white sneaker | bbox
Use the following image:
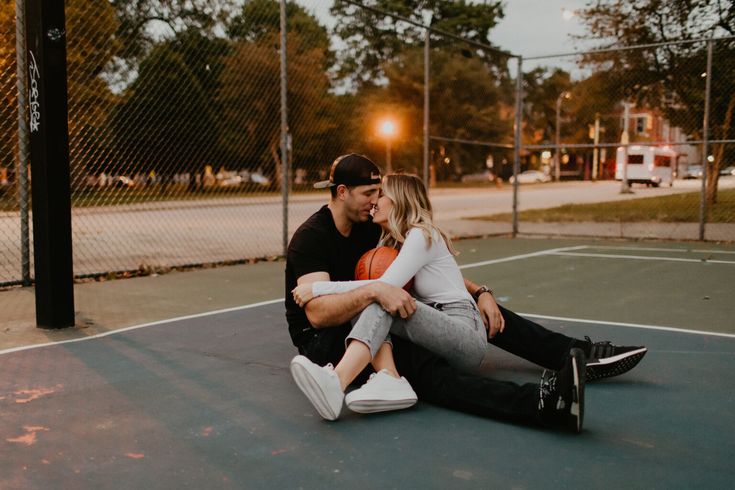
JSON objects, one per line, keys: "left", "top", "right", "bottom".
{"left": 289, "top": 355, "right": 344, "bottom": 421}
{"left": 345, "top": 369, "right": 418, "bottom": 414}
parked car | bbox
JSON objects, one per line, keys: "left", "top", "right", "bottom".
{"left": 509, "top": 170, "right": 551, "bottom": 184}
{"left": 250, "top": 173, "right": 271, "bottom": 186}
{"left": 112, "top": 176, "right": 135, "bottom": 188}
{"left": 684, "top": 165, "right": 703, "bottom": 179}
{"left": 460, "top": 171, "right": 493, "bottom": 183}
{"left": 719, "top": 165, "right": 735, "bottom": 176}
{"left": 218, "top": 175, "right": 243, "bottom": 187}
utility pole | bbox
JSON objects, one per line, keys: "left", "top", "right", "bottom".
{"left": 620, "top": 102, "right": 633, "bottom": 194}
{"left": 592, "top": 113, "right": 600, "bottom": 181}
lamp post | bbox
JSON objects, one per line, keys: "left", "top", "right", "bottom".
{"left": 379, "top": 119, "right": 396, "bottom": 173}
{"left": 620, "top": 101, "right": 633, "bottom": 194}
{"left": 554, "top": 91, "right": 571, "bottom": 182}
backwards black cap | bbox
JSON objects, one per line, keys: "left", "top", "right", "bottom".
{"left": 313, "top": 154, "right": 382, "bottom": 189}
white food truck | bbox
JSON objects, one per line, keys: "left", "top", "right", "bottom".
{"left": 615, "top": 145, "right": 676, "bottom": 187}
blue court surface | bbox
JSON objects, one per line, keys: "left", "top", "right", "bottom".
{"left": 2, "top": 239, "right": 734, "bottom": 489}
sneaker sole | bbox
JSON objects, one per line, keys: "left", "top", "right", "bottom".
{"left": 586, "top": 348, "right": 647, "bottom": 381}
{"left": 346, "top": 396, "right": 417, "bottom": 414}
{"left": 290, "top": 361, "right": 341, "bottom": 421}
{"left": 569, "top": 350, "right": 585, "bottom": 433}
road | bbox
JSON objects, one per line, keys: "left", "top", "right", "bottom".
{"left": 1, "top": 178, "right": 732, "bottom": 283}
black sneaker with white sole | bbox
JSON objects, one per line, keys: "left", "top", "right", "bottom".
{"left": 582, "top": 336, "right": 647, "bottom": 381}
{"left": 538, "top": 348, "right": 585, "bottom": 433}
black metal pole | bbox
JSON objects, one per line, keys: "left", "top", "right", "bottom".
{"left": 279, "top": 0, "right": 289, "bottom": 257}
{"left": 512, "top": 56, "right": 523, "bottom": 237}
{"left": 25, "top": 0, "right": 75, "bottom": 328}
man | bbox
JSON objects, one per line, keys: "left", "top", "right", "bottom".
{"left": 285, "top": 154, "right": 646, "bottom": 432}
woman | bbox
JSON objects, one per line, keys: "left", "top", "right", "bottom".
{"left": 290, "top": 173, "right": 491, "bottom": 420}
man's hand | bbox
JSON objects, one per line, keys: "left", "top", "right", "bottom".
{"left": 292, "top": 283, "right": 314, "bottom": 307}
{"left": 477, "top": 292, "right": 504, "bottom": 339}
{"left": 368, "top": 282, "right": 417, "bottom": 319}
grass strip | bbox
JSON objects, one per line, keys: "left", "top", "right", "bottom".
{"left": 471, "top": 188, "right": 735, "bottom": 223}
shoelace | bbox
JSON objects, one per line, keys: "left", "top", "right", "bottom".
{"left": 538, "top": 370, "right": 557, "bottom": 410}
{"left": 585, "top": 336, "right": 615, "bottom": 359}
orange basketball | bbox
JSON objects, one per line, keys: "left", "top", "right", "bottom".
{"left": 355, "top": 247, "right": 414, "bottom": 291}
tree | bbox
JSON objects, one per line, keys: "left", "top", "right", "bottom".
{"left": 216, "top": 31, "right": 335, "bottom": 183}
{"left": 109, "top": 0, "right": 236, "bottom": 60}
{"left": 330, "top": 0, "right": 506, "bottom": 87}
{"left": 341, "top": 46, "right": 511, "bottom": 179}
{"left": 579, "top": 0, "right": 735, "bottom": 204}
{"left": 228, "top": 0, "right": 330, "bottom": 57}
{"left": 0, "top": 1, "right": 121, "bottom": 187}
{"left": 108, "top": 41, "right": 218, "bottom": 183}
{"left": 522, "top": 68, "right": 573, "bottom": 146}
{"left": 0, "top": 0, "right": 16, "bottom": 174}
{"left": 65, "top": 0, "right": 121, "bottom": 186}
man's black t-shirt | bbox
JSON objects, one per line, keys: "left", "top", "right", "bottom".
{"left": 285, "top": 205, "right": 381, "bottom": 351}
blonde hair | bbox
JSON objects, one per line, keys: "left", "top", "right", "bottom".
{"left": 379, "top": 173, "right": 458, "bottom": 255}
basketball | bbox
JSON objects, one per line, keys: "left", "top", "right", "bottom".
{"left": 355, "top": 247, "right": 414, "bottom": 290}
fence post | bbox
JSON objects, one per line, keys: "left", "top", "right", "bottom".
{"left": 24, "top": 0, "right": 75, "bottom": 328}
{"left": 512, "top": 56, "right": 523, "bottom": 237}
{"left": 279, "top": 0, "right": 289, "bottom": 256}
{"left": 15, "top": 0, "right": 31, "bottom": 286}
{"left": 698, "top": 39, "right": 713, "bottom": 241}
{"left": 423, "top": 27, "right": 430, "bottom": 187}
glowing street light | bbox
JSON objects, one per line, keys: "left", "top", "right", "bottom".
{"left": 379, "top": 118, "right": 397, "bottom": 173}
{"left": 562, "top": 8, "right": 576, "bottom": 21}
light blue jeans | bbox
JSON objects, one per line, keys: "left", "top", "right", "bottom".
{"left": 346, "top": 300, "right": 488, "bottom": 371}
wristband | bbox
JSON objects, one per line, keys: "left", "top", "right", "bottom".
{"left": 472, "top": 285, "right": 493, "bottom": 301}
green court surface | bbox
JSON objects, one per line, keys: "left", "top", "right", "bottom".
{"left": 1, "top": 237, "right": 734, "bottom": 488}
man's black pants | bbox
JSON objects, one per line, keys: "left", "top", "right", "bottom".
{"left": 298, "top": 305, "right": 579, "bottom": 425}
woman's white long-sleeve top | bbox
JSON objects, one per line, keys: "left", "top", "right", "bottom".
{"left": 312, "top": 227, "right": 473, "bottom": 304}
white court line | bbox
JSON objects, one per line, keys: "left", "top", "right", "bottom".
{"left": 587, "top": 246, "right": 690, "bottom": 253}
{"left": 551, "top": 251, "right": 735, "bottom": 265}
{"left": 459, "top": 245, "right": 588, "bottom": 270}
{"left": 589, "top": 245, "right": 735, "bottom": 255}
{"left": 4, "top": 243, "right": 732, "bottom": 356}
{"left": 693, "top": 249, "right": 735, "bottom": 255}
{"left": 519, "top": 312, "right": 735, "bottom": 339}
{"left": 3, "top": 296, "right": 733, "bottom": 357}
{"left": 0, "top": 298, "right": 285, "bottom": 356}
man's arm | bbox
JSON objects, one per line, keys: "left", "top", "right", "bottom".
{"left": 464, "top": 277, "right": 505, "bottom": 339}
{"left": 298, "top": 272, "right": 416, "bottom": 328}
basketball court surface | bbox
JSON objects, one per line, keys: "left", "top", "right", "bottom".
{"left": 2, "top": 237, "right": 734, "bottom": 488}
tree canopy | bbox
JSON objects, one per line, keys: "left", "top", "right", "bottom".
{"left": 0, "top": 0, "right": 16, "bottom": 171}
{"left": 330, "top": 0, "right": 506, "bottom": 87}
{"left": 108, "top": 41, "right": 218, "bottom": 178}
{"left": 217, "top": 31, "right": 335, "bottom": 179}
{"left": 579, "top": 0, "right": 735, "bottom": 202}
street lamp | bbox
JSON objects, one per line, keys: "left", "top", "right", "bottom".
{"left": 379, "top": 119, "right": 397, "bottom": 173}
{"left": 620, "top": 101, "right": 634, "bottom": 194}
{"left": 554, "top": 91, "right": 571, "bottom": 182}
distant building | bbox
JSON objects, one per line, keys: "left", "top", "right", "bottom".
{"left": 617, "top": 105, "right": 700, "bottom": 177}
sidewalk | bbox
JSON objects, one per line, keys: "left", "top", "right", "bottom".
{"left": 441, "top": 218, "right": 735, "bottom": 242}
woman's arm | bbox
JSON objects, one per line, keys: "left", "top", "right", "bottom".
{"left": 294, "top": 272, "right": 416, "bottom": 326}
{"left": 295, "top": 229, "right": 435, "bottom": 303}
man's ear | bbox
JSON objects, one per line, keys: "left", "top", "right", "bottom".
{"left": 336, "top": 184, "right": 348, "bottom": 201}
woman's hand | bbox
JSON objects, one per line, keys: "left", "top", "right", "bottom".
{"left": 292, "top": 283, "right": 314, "bottom": 307}
{"left": 477, "top": 293, "right": 505, "bottom": 339}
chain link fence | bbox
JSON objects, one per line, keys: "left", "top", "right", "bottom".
{"left": 424, "top": 33, "right": 515, "bottom": 237}
{"left": 0, "top": 1, "right": 27, "bottom": 287}
{"left": 0, "top": 0, "right": 733, "bottom": 288}
{"left": 509, "top": 37, "right": 735, "bottom": 241}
